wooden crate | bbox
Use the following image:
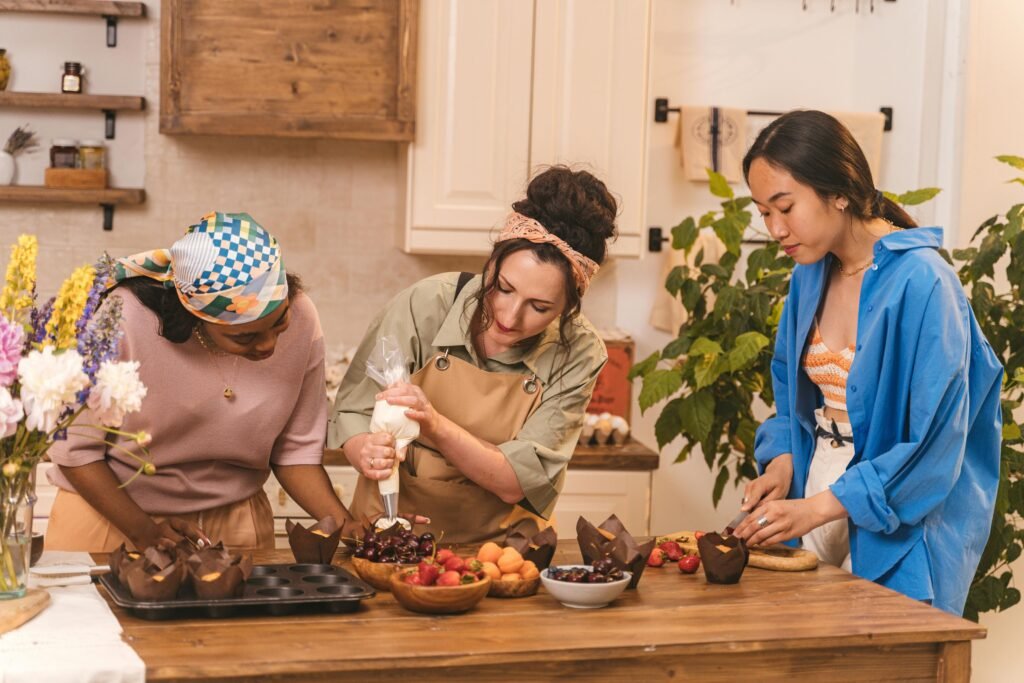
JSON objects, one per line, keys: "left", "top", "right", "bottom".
{"left": 587, "top": 338, "right": 634, "bottom": 420}
{"left": 43, "top": 168, "right": 107, "bottom": 189}
{"left": 160, "top": 0, "right": 417, "bottom": 141}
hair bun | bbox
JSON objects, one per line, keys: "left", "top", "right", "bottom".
{"left": 511, "top": 166, "right": 618, "bottom": 264}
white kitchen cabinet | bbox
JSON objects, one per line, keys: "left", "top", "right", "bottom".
{"left": 403, "top": 0, "right": 651, "bottom": 258}
{"left": 554, "top": 469, "right": 652, "bottom": 538}
{"left": 265, "top": 466, "right": 360, "bottom": 549}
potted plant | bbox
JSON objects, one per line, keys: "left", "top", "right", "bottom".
{"left": 0, "top": 126, "right": 38, "bottom": 185}
{"left": 632, "top": 166, "right": 1021, "bottom": 620}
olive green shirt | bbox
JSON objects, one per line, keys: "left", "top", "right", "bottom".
{"left": 328, "top": 272, "right": 607, "bottom": 518}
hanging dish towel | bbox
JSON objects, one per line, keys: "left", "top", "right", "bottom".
{"left": 650, "top": 228, "right": 726, "bottom": 334}
{"left": 675, "top": 106, "right": 748, "bottom": 183}
{"left": 830, "top": 110, "right": 886, "bottom": 180}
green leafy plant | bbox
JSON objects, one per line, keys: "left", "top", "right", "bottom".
{"left": 633, "top": 166, "right": 1022, "bottom": 620}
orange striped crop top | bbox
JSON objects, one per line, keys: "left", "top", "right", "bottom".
{"left": 803, "top": 320, "right": 856, "bottom": 412}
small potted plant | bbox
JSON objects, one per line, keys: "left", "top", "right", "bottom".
{"left": 1, "top": 126, "right": 38, "bottom": 185}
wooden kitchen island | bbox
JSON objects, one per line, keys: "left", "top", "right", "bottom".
{"left": 101, "top": 542, "right": 983, "bottom": 682}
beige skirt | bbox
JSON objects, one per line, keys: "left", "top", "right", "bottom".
{"left": 45, "top": 488, "right": 275, "bottom": 553}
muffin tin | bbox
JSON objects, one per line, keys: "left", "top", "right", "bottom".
{"left": 100, "top": 563, "right": 375, "bottom": 620}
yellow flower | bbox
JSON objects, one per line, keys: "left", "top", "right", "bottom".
{"left": 0, "top": 235, "right": 38, "bottom": 326}
{"left": 44, "top": 264, "right": 96, "bottom": 350}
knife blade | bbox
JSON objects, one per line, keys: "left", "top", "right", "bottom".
{"left": 724, "top": 509, "right": 748, "bottom": 535}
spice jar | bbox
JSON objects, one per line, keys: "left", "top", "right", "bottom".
{"left": 78, "top": 140, "right": 105, "bottom": 170}
{"left": 0, "top": 49, "right": 10, "bottom": 92}
{"left": 50, "top": 139, "right": 78, "bottom": 169}
{"left": 61, "top": 62, "right": 83, "bottom": 94}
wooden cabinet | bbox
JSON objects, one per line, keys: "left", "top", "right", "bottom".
{"left": 160, "top": 0, "right": 418, "bottom": 141}
{"left": 403, "top": 0, "right": 650, "bottom": 258}
{"left": 555, "top": 470, "right": 651, "bottom": 538}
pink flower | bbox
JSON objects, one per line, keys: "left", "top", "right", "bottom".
{"left": 0, "top": 315, "right": 25, "bottom": 387}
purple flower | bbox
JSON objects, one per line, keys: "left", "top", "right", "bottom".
{"left": 31, "top": 296, "right": 54, "bottom": 346}
{"left": 0, "top": 314, "right": 25, "bottom": 386}
{"left": 76, "top": 294, "right": 124, "bottom": 402}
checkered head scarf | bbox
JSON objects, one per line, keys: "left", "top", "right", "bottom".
{"left": 114, "top": 212, "right": 288, "bottom": 325}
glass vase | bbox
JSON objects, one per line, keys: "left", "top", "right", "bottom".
{"left": 1, "top": 472, "right": 33, "bottom": 599}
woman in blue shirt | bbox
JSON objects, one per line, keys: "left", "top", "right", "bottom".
{"left": 732, "top": 110, "right": 1003, "bottom": 615}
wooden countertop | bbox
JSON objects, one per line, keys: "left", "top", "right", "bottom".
{"left": 106, "top": 543, "right": 982, "bottom": 682}
{"left": 323, "top": 439, "right": 659, "bottom": 472}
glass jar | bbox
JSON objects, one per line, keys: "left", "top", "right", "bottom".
{"left": 61, "top": 61, "right": 83, "bottom": 94}
{"left": 78, "top": 140, "right": 106, "bottom": 170}
{"left": 0, "top": 49, "right": 10, "bottom": 92}
{"left": 50, "top": 139, "right": 78, "bottom": 169}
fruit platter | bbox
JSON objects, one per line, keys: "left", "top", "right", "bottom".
{"left": 656, "top": 530, "right": 819, "bottom": 571}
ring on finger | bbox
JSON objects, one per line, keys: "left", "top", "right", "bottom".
{"left": 370, "top": 457, "right": 377, "bottom": 469}
{"left": 756, "top": 516, "right": 769, "bottom": 529}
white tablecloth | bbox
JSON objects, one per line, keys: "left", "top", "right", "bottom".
{"left": 0, "top": 552, "right": 144, "bottom": 683}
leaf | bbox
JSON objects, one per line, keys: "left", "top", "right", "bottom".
{"left": 671, "top": 217, "right": 698, "bottom": 251}
{"left": 655, "top": 397, "right": 684, "bottom": 449}
{"left": 706, "top": 169, "right": 734, "bottom": 199}
{"left": 666, "top": 265, "right": 688, "bottom": 297}
{"left": 996, "top": 154, "right": 1024, "bottom": 171}
{"left": 662, "top": 335, "right": 690, "bottom": 360}
{"left": 682, "top": 279, "right": 702, "bottom": 312}
{"left": 728, "top": 331, "right": 770, "bottom": 372}
{"left": 679, "top": 391, "right": 715, "bottom": 442}
{"left": 638, "top": 369, "right": 682, "bottom": 413}
{"left": 896, "top": 188, "right": 942, "bottom": 206}
{"left": 712, "top": 216, "right": 742, "bottom": 256}
{"left": 694, "top": 356, "right": 726, "bottom": 389}
{"left": 712, "top": 466, "right": 730, "bottom": 507}
{"left": 688, "top": 337, "right": 724, "bottom": 357}
{"left": 628, "top": 351, "right": 659, "bottom": 380}
{"left": 1004, "top": 422, "right": 1022, "bottom": 442}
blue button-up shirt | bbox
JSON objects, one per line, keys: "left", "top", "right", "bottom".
{"left": 755, "top": 227, "right": 1003, "bottom": 615}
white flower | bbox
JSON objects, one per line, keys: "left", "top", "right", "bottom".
{"left": 87, "top": 360, "right": 147, "bottom": 428}
{"left": 0, "top": 386, "right": 24, "bottom": 438}
{"left": 17, "top": 347, "right": 89, "bottom": 433}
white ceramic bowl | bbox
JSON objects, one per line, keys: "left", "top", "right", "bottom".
{"left": 539, "top": 564, "right": 632, "bottom": 609}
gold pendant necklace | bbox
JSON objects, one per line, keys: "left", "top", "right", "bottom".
{"left": 837, "top": 219, "right": 902, "bottom": 278}
{"left": 194, "top": 326, "right": 239, "bottom": 400}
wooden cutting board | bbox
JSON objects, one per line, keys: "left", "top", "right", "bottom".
{"left": 656, "top": 531, "right": 819, "bottom": 571}
{"left": 0, "top": 588, "right": 50, "bottom": 635}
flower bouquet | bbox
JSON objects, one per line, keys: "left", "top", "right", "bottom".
{"left": 0, "top": 236, "right": 153, "bottom": 598}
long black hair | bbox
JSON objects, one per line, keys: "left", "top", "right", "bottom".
{"left": 742, "top": 110, "right": 917, "bottom": 228}
{"left": 467, "top": 166, "right": 618, "bottom": 357}
{"left": 113, "top": 273, "right": 304, "bottom": 343}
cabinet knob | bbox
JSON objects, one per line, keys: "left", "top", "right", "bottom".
{"left": 333, "top": 485, "right": 343, "bottom": 499}
{"left": 278, "top": 488, "right": 287, "bottom": 506}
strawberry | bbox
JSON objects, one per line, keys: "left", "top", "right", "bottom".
{"left": 403, "top": 572, "right": 423, "bottom": 585}
{"left": 459, "top": 572, "right": 478, "bottom": 584}
{"left": 678, "top": 555, "right": 700, "bottom": 574}
{"left": 435, "top": 548, "right": 455, "bottom": 565}
{"left": 417, "top": 560, "right": 440, "bottom": 586}
{"left": 443, "top": 556, "right": 466, "bottom": 573}
{"left": 436, "top": 570, "right": 461, "bottom": 587}
{"left": 658, "top": 540, "right": 684, "bottom": 562}
{"left": 647, "top": 548, "right": 667, "bottom": 567}
{"left": 694, "top": 531, "right": 706, "bottom": 541}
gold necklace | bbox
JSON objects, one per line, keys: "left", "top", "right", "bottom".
{"left": 837, "top": 219, "right": 901, "bottom": 278}
{"left": 194, "top": 326, "right": 239, "bottom": 400}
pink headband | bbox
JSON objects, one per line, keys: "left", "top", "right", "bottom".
{"left": 496, "top": 212, "right": 599, "bottom": 295}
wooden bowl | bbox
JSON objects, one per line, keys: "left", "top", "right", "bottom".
{"left": 350, "top": 557, "right": 416, "bottom": 592}
{"left": 389, "top": 571, "right": 491, "bottom": 614}
{"left": 487, "top": 575, "right": 540, "bottom": 598}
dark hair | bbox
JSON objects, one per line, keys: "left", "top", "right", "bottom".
{"left": 468, "top": 166, "right": 618, "bottom": 356}
{"left": 742, "top": 110, "right": 917, "bottom": 229}
{"left": 113, "top": 273, "right": 304, "bottom": 343}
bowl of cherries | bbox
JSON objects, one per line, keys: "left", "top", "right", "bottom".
{"left": 540, "top": 558, "right": 631, "bottom": 609}
{"left": 350, "top": 528, "right": 436, "bottom": 592}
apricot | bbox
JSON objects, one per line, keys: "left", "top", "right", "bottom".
{"left": 520, "top": 560, "right": 539, "bottom": 580}
{"left": 480, "top": 561, "right": 501, "bottom": 580}
{"left": 476, "top": 541, "right": 502, "bottom": 564}
{"left": 497, "top": 547, "right": 524, "bottom": 574}
{"left": 151, "top": 575, "right": 165, "bottom": 582}
{"left": 201, "top": 571, "right": 222, "bottom": 582}
{"left": 501, "top": 572, "right": 522, "bottom": 582}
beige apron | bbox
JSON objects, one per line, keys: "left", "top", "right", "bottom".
{"left": 350, "top": 351, "right": 549, "bottom": 544}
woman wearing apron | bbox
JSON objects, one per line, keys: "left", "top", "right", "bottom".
{"left": 46, "top": 212, "right": 359, "bottom": 553}
{"left": 732, "top": 111, "right": 1002, "bottom": 615}
{"left": 329, "top": 166, "right": 616, "bottom": 544}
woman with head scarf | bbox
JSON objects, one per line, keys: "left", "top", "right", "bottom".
{"left": 330, "top": 166, "right": 617, "bottom": 544}
{"left": 46, "top": 212, "right": 357, "bottom": 552}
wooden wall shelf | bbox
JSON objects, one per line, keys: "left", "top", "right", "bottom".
{"left": 0, "top": 92, "right": 145, "bottom": 111}
{"left": 0, "top": 1, "right": 146, "bottom": 18}
{"left": 0, "top": 186, "right": 144, "bottom": 204}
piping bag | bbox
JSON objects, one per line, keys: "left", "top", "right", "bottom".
{"left": 365, "top": 336, "right": 420, "bottom": 524}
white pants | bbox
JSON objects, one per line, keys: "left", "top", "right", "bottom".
{"left": 802, "top": 408, "right": 854, "bottom": 571}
